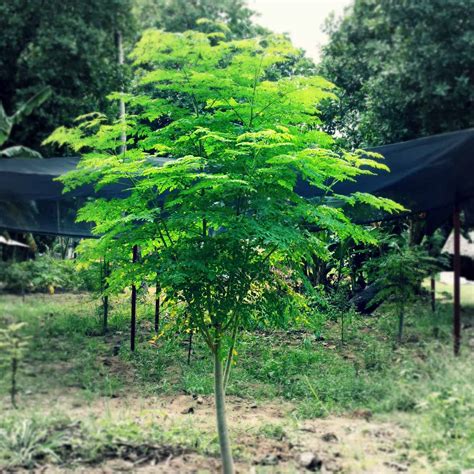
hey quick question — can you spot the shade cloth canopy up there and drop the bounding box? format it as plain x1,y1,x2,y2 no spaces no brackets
0,129,473,237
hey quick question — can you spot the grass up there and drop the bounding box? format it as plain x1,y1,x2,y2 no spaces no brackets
0,288,473,472
0,411,220,470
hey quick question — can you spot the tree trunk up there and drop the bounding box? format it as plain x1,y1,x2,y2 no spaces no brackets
214,348,234,474
223,319,239,391
398,305,405,343
11,357,17,409
116,30,127,154
187,331,193,365
154,280,160,333
340,312,345,346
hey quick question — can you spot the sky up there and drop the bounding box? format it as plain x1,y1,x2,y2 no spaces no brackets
249,0,353,61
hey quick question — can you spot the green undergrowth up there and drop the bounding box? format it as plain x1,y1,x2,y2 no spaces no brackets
0,411,221,470
0,292,472,472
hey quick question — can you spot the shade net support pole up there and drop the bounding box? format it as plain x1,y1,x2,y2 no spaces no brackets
102,258,109,335
430,275,436,312
155,280,160,333
453,205,461,356
130,245,138,352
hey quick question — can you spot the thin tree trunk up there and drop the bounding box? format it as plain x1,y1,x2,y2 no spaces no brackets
214,347,234,474
398,304,405,343
223,320,239,391
116,30,126,154
340,312,345,345
154,280,160,333
103,293,109,334
11,357,17,409
187,331,193,365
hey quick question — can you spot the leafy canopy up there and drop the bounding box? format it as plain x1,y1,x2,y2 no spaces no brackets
48,30,404,470
133,0,263,38
48,30,403,344
319,0,474,147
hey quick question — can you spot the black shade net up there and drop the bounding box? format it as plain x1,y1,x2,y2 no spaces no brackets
0,129,473,238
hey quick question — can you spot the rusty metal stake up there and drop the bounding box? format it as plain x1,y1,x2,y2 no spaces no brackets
453,205,461,356
131,245,138,352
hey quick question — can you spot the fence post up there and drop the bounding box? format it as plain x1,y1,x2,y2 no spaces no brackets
453,205,461,356
131,245,138,352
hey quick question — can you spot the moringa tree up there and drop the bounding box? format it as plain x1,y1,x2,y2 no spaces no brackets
47,30,402,473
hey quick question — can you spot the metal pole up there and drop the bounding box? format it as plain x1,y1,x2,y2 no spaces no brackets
103,258,109,334
430,275,436,312
131,245,138,352
154,280,160,333
453,205,461,356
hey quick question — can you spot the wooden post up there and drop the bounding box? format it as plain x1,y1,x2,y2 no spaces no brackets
453,205,461,356
131,245,138,352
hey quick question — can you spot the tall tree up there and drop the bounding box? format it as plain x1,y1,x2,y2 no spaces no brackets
0,0,134,155
48,30,402,472
319,0,474,147
132,0,263,37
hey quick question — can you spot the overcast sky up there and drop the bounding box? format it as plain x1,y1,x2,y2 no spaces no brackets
249,0,353,61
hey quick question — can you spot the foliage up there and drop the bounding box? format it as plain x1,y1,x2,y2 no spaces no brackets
0,322,30,408
133,0,264,38
0,0,263,156
0,87,51,158
46,29,403,470
0,412,219,470
319,0,474,147
0,0,133,155
1,291,472,471
0,256,99,294
0,418,66,469
364,235,441,341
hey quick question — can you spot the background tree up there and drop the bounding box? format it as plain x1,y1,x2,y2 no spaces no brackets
0,0,264,157
132,0,263,37
0,0,134,155
48,29,402,471
0,87,51,158
319,0,474,147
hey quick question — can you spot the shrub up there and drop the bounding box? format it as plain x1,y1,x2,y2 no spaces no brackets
0,256,99,294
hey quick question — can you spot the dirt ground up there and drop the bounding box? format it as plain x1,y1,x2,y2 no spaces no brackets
17,391,429,474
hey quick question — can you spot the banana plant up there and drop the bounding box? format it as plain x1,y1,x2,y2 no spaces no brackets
0,87,52,158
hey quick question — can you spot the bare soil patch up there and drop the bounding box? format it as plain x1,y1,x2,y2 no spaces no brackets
6,392,429,473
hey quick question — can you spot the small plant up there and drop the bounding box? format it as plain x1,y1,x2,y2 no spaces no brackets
0,256,99,294
0,418,62,468
365,235,439,343
0,322,30,408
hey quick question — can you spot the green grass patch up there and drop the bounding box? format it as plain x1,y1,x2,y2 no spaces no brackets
0,291,473,472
